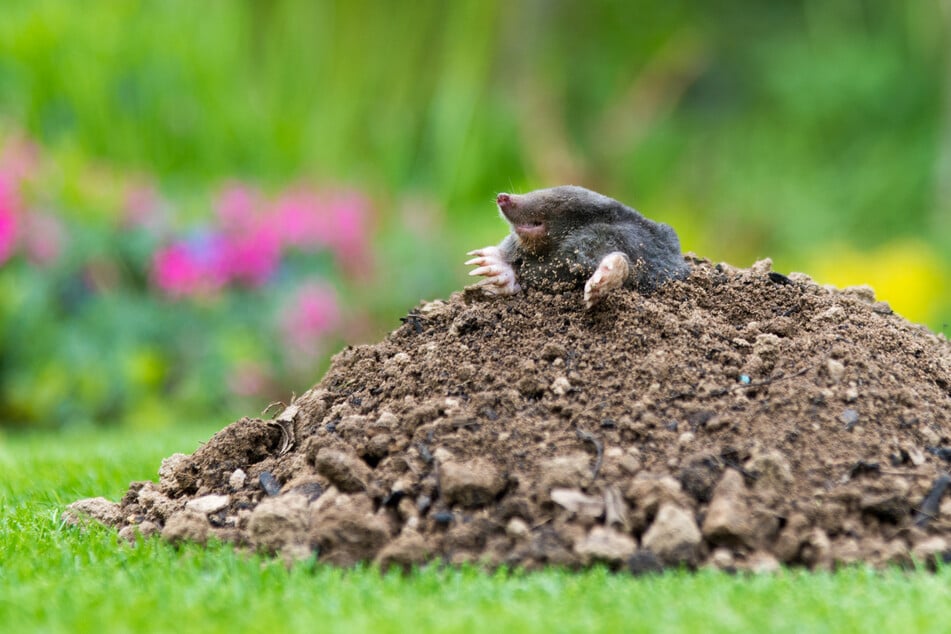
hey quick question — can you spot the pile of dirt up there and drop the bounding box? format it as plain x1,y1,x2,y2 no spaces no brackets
68,256,951,572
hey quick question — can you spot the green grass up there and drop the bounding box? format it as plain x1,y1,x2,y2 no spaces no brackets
3,424,951,633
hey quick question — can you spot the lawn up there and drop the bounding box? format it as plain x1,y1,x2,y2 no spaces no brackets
2,423,951,633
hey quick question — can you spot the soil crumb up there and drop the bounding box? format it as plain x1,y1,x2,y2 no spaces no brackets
83,256,951,572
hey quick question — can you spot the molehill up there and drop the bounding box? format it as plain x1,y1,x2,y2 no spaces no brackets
67,256,951,573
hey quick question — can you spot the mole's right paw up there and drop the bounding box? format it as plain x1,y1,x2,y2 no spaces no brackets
465,246,521,296
584,251,630,309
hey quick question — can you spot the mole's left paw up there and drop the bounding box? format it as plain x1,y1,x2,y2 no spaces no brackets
584,252,630,309
466,246,521,296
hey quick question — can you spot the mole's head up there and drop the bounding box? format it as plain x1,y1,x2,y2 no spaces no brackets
496,185,626,254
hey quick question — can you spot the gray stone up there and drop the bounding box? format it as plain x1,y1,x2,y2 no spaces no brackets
185,494,230,515
158,453,188,491
229,469,247,490
315,448,372,493
247,493,310,552
701,469,757,548
642,503,701,565
574,527,637,564
62,497,122,527
439,458,505,508
550,488,604,519
161,510,211,545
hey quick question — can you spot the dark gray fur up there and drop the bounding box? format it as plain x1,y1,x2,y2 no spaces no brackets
497,185,689,292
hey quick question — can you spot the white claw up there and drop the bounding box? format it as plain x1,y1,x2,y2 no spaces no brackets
474,276,504,288
466,245,520,296
469,265,498,277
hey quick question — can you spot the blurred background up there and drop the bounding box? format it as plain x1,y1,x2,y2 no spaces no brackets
0,0,948,429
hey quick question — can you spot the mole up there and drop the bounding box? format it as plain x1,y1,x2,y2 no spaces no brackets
466,185,689,308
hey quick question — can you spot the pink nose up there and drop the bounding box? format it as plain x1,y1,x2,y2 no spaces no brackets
496,193,511,207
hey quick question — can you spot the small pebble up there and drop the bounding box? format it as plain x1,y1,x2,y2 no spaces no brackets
259,471,281,496
826,359,846,382
229,469,247,490
432,511,454,525
840,409,860,431
506,518,530,539
551,376,572,396
186,494,230,515
710,548,735,570
706,416,730,432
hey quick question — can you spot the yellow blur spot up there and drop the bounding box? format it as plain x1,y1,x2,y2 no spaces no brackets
126,396,175,430
809,240,946,325
124,348,168,390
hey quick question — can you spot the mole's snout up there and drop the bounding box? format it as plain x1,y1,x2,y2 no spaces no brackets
496,193,512,209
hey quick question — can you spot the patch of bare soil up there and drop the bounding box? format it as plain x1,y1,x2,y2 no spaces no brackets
68,257,951,572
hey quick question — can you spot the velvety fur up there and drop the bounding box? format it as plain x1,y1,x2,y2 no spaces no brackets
495,186,688,293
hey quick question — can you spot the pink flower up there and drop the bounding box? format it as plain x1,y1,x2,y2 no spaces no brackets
270,188,331,249
0,174,19,265
215,182,262,237
150,235,228,298
325,191,372,275
210,183,283,287
269,187,373,277
0,134,39,185
218,226,282,288
21,212,64,267
151,224,283,297
123,182,167,233
278,282,341,363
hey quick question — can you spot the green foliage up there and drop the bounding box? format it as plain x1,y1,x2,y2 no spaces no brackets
1,1,947,236
4,424,951,633
0,260,271,427
0,141,422,428
0,0,949,429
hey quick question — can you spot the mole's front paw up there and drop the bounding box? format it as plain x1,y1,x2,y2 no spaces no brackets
466,246,521,296
584,252,630,309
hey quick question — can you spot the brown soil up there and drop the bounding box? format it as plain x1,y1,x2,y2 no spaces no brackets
69,256,951,572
